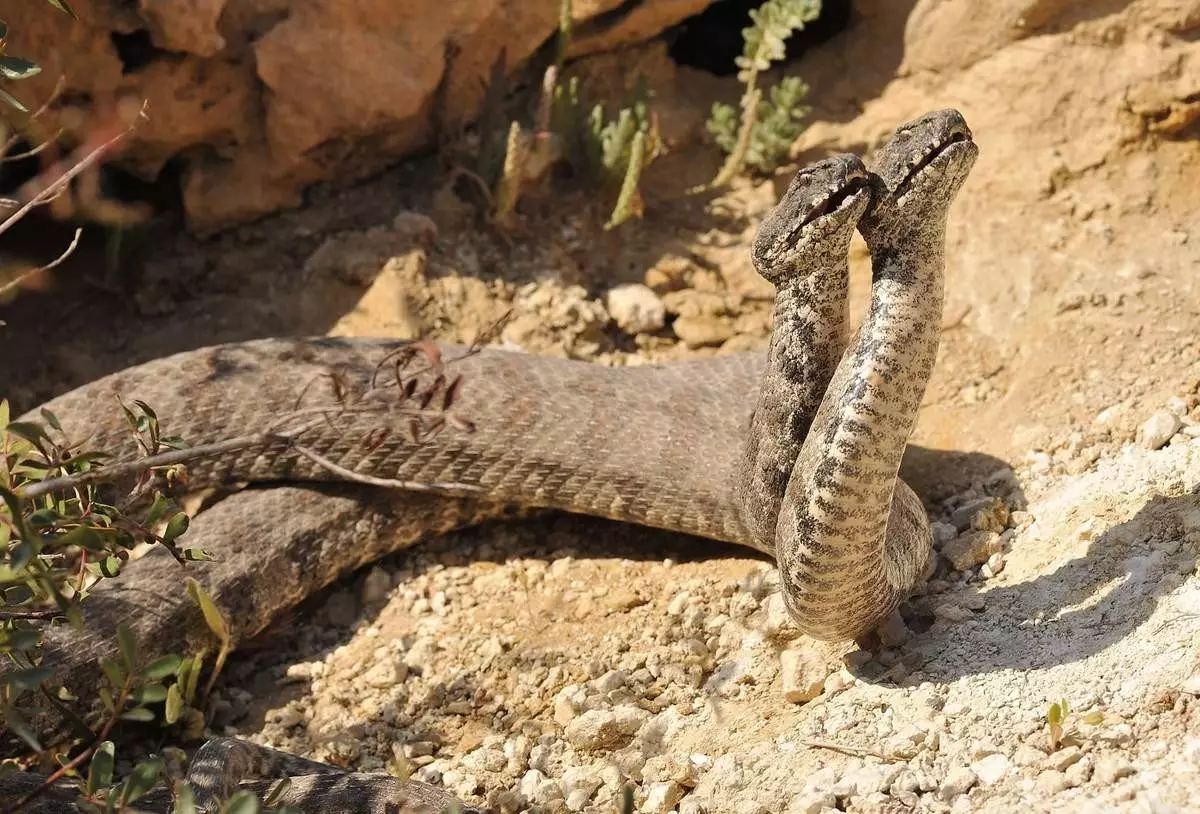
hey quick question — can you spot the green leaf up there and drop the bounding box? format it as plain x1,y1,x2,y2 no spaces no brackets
3,707,42,751
132,683,168,704
0,87,28,113
1,665,52,690
144,493,170,527
143,654,182,679
38,409,62,433
3,584,34,605
187,579,229,643
119,758,162,803
44,0,78,19
96,555,123,577
181,548,214,562
9,540,33,571
175,783,197,814
222,790,260,814
263,777,291,805
116,623,138,673
163,512,189,544
86,741,116,795
7,628,41,650
4,422,47,446
119,706,156,722
164,683,183,724
101,659,126,689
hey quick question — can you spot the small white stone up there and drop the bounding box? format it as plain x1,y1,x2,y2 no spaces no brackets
779,648,829,703
606,283,666,334
785,791,835,814
1041,745,1082,772
971,753,1010,786
938,766,978,800
1094,753,1136,784
1141,410,1182,449
641,781,686,813
564,706,651,750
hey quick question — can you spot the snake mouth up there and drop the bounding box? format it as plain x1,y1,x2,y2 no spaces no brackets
800,172,870,229
894,129,972,198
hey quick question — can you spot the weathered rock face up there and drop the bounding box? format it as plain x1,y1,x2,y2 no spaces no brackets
5,0,717,231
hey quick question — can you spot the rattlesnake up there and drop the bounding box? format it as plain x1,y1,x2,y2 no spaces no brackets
8,110,977,812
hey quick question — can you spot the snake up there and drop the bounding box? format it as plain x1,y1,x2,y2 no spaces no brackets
7,110,977,811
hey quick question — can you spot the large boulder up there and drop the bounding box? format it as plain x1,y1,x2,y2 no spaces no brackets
4,0,717,231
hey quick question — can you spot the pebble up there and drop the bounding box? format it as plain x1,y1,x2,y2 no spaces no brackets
1036,769,1070,795
642,780,686,813
320,590,359,628
939,766,978,800
1013,744,1047,766
1141,410,1182,449
361,566,393,603
971,753,1010,786
672,315,735,348
780,649,830,703
1042,745,1083,772
564,706,651,750
606,284,666,335
943,530,1004,571
1093,753,1136,784
1064,756,1093,787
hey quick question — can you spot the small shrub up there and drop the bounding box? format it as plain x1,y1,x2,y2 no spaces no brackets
708,0,820,184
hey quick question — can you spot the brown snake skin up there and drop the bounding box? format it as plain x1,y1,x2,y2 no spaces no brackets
7,110,977,812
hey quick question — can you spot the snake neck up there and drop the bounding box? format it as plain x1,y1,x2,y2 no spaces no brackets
774,222,947,641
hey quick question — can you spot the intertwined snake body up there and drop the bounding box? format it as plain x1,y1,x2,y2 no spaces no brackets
11,110,978,810
27,111,977,646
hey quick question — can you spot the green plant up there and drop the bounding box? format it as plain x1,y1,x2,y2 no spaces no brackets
468,0,661,229
1045,698,1104,751
0,399,221,810
0,1,75,112
708,0,820,185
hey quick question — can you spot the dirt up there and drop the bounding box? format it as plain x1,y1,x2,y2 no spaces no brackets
2,0,1199,811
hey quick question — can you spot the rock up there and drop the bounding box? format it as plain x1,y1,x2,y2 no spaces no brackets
6,1,713,231
970,753,1009,786
360,659,406,688
1141,410,1182,449
321,590,359,628
564,706,650,751
606,284,666,334
672,316,736,348
642,781,686,813
1013,744,1048,766
779,649,830,703
932,521,958,548
1064,757,1093,788
949,496,1009,532
942,530,1004,571
1093,754,1136,784
1041,746,1083,772
762,593,801,639
519,769,564,806
938,766,977,800
786,791,836,814
361,566,393,604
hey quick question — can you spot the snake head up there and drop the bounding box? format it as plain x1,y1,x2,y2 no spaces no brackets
863,108,979,234
752,154,871,285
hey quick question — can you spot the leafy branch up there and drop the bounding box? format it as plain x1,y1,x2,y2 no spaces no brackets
708,0,820,185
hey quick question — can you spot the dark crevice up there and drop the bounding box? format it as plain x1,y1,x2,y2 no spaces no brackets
110,29,169,75
665,0,853,76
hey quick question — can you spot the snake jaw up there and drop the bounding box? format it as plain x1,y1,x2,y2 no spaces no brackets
798,171,870,230
751,155,873,279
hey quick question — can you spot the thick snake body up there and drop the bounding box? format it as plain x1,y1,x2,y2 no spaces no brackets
9,110,978,810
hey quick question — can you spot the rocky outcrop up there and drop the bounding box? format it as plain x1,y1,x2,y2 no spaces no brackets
5,0,717,231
